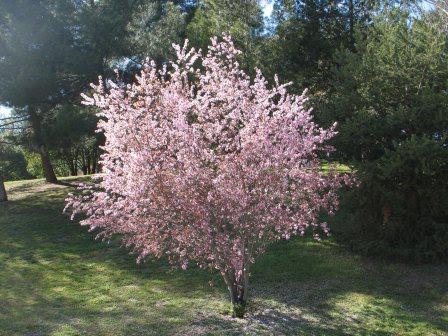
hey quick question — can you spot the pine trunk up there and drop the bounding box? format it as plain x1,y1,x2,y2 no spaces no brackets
29,107,58,183
0,176,7,202
348,0,355,48
39,145,57,183
69,164,77,176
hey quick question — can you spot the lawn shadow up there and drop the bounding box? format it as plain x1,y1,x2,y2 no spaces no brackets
243,239,448,335
1,180,447,335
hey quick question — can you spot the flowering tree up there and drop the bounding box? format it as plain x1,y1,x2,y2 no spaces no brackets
65,35,350,317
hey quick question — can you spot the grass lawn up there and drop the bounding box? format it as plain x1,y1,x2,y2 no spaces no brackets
1,177,447,335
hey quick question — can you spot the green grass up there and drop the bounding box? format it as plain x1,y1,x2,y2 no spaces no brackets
320,162,352,173
1,178,447,335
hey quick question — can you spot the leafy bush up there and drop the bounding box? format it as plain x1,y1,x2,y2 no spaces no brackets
317,10,448,262
0,146,32,181
23,150,43,178
334,136,448,262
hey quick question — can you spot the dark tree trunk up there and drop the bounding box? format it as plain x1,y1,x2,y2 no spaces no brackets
230,289,247,318
92,147,98,174
69,163,77,176
29,107,57,183
80,149,88,175
0,176,7,202
73,147,80,175
63,148,78,176
348,0,355,48
39,145,58,183
222,271,249,318
86,152,91,174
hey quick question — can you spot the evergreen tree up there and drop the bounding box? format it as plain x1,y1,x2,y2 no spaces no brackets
0,0,138,182
0,0,83,182
126,1,189,63
187,0,263,70
319,9,447,161
263,0,379,91
320,9,448,261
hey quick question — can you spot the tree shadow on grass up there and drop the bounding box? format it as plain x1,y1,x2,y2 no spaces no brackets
242,239,448,335
1,183,447,335
1,184,231,334
3,176,92,203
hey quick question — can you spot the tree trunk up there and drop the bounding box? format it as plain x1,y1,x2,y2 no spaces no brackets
92,147,98,174
63,148,77,176
86,152,91,175
230,289,247,318
0,176,7,202
80,149,88,175
69,162,77,176
348,0,355,49
29,107,58,183
39,145,57,183
222,271,249,318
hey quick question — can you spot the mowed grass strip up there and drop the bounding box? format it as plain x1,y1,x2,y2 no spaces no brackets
0,178,447,335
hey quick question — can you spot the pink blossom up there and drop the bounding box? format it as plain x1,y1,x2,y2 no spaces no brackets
64,34,352,317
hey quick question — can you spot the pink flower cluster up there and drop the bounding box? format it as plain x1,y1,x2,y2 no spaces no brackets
65,34,351,313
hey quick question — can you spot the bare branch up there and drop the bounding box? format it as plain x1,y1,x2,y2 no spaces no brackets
427,0,448,16
0,140,17,145
0,115,24,121
0,126,30,131
0,118,29,128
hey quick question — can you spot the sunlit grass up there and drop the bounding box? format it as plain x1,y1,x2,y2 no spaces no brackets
320,162,352,173
0,177,446,335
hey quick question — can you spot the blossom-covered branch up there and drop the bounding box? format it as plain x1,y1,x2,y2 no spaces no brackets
65,34,352,317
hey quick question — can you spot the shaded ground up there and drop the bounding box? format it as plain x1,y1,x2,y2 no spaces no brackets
1,178,447,335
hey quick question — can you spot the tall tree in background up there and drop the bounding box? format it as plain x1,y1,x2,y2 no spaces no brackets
127,1,192,62
77,0,141,66
187,0,263,70
0,0,140,182
0,0,85,182
263,0,377,91
320,9,448,261
42,105,101,176
319,8,447,161
427,0,448,30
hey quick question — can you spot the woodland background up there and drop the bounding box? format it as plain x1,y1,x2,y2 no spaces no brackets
1,0,447,261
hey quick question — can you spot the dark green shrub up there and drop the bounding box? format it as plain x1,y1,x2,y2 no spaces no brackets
333,136,448,262
0,147,32,181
